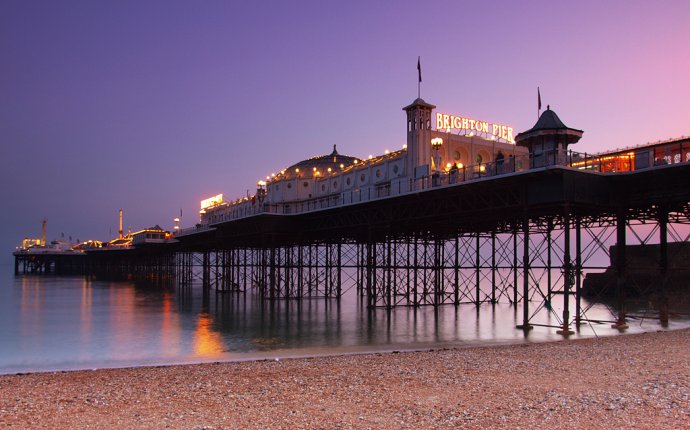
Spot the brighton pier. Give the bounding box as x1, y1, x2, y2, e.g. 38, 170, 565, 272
14, 97, 690, 335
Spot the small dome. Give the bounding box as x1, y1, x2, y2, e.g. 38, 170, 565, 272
530, 106, 568, 131
402, 98, 436, 111
277, 145, 362, 180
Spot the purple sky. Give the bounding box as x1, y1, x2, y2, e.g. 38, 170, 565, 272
2, 0, 689, 258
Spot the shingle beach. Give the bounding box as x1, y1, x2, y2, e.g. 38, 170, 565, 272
1, 329, 688, 429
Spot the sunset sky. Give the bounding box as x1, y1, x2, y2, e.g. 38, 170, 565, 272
2, 0, 689, 258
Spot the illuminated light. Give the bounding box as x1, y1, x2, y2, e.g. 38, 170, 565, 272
199, 209, 206, 214
402, 144, 407, 149
431, 137, 443, 149
479, 165, 486, 172
271, 173, 275, 177
384, 149, 390, 154
257, 180, 267, 187
354, 160, 358, 164
295, 168, 300, 173
327, 167, 332, 172
437, 111, 514, 143
457, 163, 464, 168
340, 164, 344, 168
174, 218, 180, 222
446, 163, 453, 169
313, 167, 317, 171
200, 194, 223, 210
368, 155, 373, 159
315, 171, 320, 176
280, 170, 285, 174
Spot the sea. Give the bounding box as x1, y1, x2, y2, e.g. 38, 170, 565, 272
1, 263, 686, 375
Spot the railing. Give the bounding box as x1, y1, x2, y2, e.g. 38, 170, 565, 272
177, 224, 214, 236
177, 143, 690, 236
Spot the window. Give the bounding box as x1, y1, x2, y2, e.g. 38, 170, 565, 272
375, 169, 381, 178
346, 177, 351, 186
360, 173, 366, 183
303, 182, 309, 188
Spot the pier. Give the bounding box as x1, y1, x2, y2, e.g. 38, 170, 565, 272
13, 100, 690, 335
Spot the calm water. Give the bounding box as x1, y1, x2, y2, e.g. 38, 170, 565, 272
0, 264, 686, 374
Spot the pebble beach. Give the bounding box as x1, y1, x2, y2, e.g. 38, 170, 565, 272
1, 329, 688, 429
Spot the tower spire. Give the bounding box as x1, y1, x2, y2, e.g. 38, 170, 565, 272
118, 209, 123, 239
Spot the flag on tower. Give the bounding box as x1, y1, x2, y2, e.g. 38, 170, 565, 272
538, 87, 542, 111
417, 57, 422, 83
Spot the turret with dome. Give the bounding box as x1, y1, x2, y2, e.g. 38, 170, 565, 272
515, 105, 583, 168
276, 145, 362, 181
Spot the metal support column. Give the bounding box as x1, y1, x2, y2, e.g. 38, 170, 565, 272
612, 210, 628, 329
491, 231, 496, 304
475, 233, 481, 306
558, 214, 575, 335
413, 235, 419, 307
658, 206, 669, 326
517, 218, 533, 330
513, 227, 518, 305
454, 236, 460, 306
546, 219, 553, 307
575, 215, 582, 329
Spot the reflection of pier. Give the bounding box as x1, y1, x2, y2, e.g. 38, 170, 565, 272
13, 99, 690, 335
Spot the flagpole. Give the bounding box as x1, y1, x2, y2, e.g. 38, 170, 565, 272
417, 56, 421, 99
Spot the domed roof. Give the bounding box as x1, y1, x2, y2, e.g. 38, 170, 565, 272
531, 106, 568, 130
515, 105, 583, 147
402, 97, 436, 111
274, 145, 362, 181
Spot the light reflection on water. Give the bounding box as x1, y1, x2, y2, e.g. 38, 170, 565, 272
0, 265, 686, 374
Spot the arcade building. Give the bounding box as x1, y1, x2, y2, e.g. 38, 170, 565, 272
194, 97, 586, 227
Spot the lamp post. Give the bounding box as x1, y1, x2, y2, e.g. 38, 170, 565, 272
431, 137, 443, 172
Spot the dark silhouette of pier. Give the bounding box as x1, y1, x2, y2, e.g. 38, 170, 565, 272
14, 104, 690, 335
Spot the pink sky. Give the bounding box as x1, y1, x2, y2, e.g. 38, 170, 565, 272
1, 0, 689, 254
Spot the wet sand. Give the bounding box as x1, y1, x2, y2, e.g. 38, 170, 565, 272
0, 329, 688, 429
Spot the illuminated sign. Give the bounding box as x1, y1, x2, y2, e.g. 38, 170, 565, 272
436, 112, 515, 143
200, 194, 224, 209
